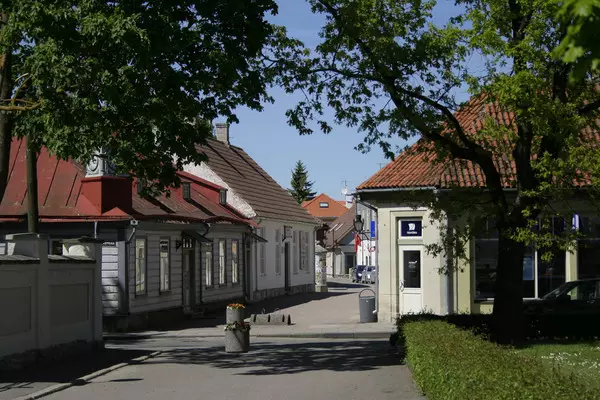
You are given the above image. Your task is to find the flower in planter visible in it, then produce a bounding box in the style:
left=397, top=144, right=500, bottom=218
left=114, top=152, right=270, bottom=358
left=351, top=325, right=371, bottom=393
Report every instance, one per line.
left=224, top=321, right=251, bottom=332
left=226, top=303, right=246, bottom=309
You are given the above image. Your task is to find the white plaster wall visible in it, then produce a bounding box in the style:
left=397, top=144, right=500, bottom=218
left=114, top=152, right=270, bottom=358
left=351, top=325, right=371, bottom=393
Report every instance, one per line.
left=376, top=205, right=448, bottom=323
left=182, top=162, right=256, bottom=218
left=253, top=219, right=315, bottom=292
left=0, top=251, right=101, bottom=358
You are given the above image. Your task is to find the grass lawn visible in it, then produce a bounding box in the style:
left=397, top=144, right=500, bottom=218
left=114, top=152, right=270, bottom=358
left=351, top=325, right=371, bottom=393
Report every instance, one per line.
left=518, top=341, right=600, bottom=388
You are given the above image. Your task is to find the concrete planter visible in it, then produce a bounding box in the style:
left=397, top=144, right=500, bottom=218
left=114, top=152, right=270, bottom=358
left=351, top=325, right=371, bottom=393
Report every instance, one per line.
left=226, top=308, right=244, bottom=324
left=224, top=330, right=250, bottom=353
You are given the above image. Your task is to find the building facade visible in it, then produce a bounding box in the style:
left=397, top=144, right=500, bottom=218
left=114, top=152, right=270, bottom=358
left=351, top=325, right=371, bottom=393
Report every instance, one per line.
left=183, top=124, right=320, bottom=301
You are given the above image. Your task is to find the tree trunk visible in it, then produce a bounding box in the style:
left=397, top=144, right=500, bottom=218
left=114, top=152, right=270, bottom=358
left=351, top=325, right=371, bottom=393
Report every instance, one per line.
left=0, top=13, right=13, bottom=201
left=26, top=135, right=39, bottom=233
left=491, top=231, right=526, bottom=344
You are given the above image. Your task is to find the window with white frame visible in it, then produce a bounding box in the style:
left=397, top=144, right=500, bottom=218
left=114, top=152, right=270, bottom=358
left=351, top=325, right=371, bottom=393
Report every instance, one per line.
left=135, top=238, right=146, bottom=294
left=474, top=217, right=566, bottom=300
left=275, top=229, right=282, bottom=274
left=231, top=240, right=239, bottom=284
left=219, top=239, right=226, bottom=285
left=293, top=231, right=299, bottom=274
left=159, top=238, right=170, bottom=292
left=204, top=242, right=213, bottom=287
left=259, top=228, right=266, bottom=275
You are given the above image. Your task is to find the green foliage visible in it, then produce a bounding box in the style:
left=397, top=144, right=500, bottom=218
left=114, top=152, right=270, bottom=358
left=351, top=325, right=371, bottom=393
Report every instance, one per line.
left=289, top=160, right=316, bottom=204
left=0, top=0, right=281, bottom=191
left=554, top=0, right=600, bottom=80
left=403, top=320, right=597, bottom=400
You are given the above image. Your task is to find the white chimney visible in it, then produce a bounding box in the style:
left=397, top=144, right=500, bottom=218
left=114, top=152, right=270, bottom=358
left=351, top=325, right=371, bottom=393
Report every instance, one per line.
left=215, top=123, right=230, bottom=145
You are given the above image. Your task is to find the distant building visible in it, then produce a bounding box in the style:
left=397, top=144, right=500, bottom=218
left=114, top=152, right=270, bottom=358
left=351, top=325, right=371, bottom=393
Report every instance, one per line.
left=302, top=193, right=348, bottom=223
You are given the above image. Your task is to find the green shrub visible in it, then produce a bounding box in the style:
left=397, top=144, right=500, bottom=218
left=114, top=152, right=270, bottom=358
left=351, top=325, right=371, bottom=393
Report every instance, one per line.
left=404, top=320, right=596, bottom=400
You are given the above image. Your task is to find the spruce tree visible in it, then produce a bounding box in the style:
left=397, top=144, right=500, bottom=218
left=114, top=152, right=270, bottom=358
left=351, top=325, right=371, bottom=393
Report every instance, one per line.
left=289, top=160, right=316, bottom=204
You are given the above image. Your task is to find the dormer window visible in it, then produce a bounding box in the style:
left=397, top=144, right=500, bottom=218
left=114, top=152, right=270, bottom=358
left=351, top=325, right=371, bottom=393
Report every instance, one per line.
left=219, top=188, right=227, bottom=205
left=319, top=202, right=329, bottom=208
left=182, top=182, right=191, bottom=201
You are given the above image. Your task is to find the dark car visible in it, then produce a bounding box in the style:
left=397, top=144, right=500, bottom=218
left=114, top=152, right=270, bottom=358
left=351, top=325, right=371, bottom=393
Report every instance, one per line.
left=353, top=265, right=367, bottom=283
left=524, top=278, right=600, bottom=315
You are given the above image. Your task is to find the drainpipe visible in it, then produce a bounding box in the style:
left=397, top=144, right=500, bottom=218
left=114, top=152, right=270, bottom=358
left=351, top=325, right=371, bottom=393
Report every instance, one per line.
left=121, top=221, right=137, bottom=314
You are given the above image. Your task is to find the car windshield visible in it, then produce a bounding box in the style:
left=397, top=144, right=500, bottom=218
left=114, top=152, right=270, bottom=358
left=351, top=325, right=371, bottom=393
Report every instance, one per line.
left=543, top=281, right=579, bottom=300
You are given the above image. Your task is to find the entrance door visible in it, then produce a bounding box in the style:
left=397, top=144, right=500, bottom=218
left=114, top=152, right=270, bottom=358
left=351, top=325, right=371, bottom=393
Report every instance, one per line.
left=400, top=246, right=423, bottom=314
left=182, top=237, right=196, bottom=314
left=284, top=242, right=290, bottom=293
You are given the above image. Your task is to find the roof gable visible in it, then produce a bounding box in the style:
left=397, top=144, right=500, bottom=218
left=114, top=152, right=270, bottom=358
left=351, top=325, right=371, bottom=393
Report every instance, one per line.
left=196, top=138, right=318, bottom=225
left=302, top=193, right=348, bottom=219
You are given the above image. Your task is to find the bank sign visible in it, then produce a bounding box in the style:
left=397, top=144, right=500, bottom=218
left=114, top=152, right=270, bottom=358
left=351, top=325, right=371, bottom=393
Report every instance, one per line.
left=401, top=220, right=422, bottom=237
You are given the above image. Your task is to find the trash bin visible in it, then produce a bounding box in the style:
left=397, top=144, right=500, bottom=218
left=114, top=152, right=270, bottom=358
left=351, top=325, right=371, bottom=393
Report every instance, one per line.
left=358, top=288, right=377, bottom=323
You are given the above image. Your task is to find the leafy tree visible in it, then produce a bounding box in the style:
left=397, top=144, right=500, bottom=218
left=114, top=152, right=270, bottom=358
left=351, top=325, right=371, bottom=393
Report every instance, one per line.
left=0, top=0, right=282, bottom=231
left=275, top=0, right=600, bottom=343
left=554, top=0, right=600, bottom=79
left=289, top=160, right=316, bottom=204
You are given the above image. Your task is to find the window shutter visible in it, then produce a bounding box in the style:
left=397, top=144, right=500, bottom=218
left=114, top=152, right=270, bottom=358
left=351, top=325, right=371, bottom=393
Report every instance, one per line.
left=293, top=231, right=298, bottom=273
left=275, top=229, right=281, bottom=274
left=260, top=228, right=266, bottom=275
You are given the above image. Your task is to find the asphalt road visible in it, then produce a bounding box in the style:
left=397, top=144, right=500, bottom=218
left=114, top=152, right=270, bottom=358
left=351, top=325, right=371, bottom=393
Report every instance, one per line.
left=41, top=337, right=424, bottom=400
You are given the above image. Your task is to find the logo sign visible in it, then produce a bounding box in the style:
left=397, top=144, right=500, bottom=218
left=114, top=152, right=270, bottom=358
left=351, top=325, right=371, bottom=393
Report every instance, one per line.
left=370, top=221, right=376, bottom=238
left=401, top=220, right=422, bottom=237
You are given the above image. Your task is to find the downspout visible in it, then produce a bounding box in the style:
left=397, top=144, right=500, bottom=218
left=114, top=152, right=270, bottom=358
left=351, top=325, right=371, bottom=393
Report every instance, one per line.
left=253, top=218, right=263, bottom=300
left=121, top=222, right=137, bottom=314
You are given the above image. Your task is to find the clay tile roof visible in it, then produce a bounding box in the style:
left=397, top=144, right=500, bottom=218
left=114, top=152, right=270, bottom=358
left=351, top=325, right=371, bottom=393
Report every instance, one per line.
left=325, top=203, right=357, bottom=247
left=197, top=138, right=318, bottom=225
left=301, top=193, right=348, bottom=219
left=0, top=138, right=254, bottom=227
left=358, top=95, right=595, bottom=191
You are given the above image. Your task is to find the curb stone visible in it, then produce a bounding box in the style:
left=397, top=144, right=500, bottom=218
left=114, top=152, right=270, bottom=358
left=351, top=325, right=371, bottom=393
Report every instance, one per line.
left=13, top=351, right=161, bottom=400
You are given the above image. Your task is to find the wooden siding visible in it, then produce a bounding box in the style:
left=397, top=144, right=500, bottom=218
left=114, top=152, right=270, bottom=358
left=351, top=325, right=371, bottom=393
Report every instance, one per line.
left=101, top=243, right=120, bottom=314
left=129, top=231, right=183, bottom=314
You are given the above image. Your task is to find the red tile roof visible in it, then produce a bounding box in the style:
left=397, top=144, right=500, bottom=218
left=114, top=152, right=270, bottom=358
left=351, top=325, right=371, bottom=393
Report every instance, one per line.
left=358, top=96, right=593, bottom=190
left=197, top=138, right=318, bottom=224
left=301, top=193, right=348, bottom=219
left=0, top=138, right=255, bottom=227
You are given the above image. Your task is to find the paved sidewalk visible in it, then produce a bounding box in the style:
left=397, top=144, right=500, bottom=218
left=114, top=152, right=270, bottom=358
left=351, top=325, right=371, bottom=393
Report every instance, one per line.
left=105, top=279, right=395, bottom=340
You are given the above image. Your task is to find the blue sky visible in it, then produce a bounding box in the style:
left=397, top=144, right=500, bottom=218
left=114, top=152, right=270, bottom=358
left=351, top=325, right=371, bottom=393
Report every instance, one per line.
left=228, top=1, right=464, bottom=200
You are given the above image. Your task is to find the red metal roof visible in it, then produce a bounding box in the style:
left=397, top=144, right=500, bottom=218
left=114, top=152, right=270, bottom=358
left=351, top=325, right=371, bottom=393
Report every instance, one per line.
left=0, top=138, right=255, bottom=227
left=358, top=96, right=597, bottom=190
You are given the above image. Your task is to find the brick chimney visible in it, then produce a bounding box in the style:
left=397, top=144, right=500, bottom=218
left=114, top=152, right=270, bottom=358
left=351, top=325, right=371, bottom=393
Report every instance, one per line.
left=215, top=123, right=230, bottom=145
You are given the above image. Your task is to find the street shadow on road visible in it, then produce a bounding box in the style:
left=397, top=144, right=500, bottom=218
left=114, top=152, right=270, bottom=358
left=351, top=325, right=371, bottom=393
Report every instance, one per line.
left=0, top=348, right=151, bottom=399
left=148, top=340, right=400, bottom=375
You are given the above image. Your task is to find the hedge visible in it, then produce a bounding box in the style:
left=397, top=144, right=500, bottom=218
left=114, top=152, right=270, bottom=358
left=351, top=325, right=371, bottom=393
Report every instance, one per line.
left=403, top=320, right=596, bottom=400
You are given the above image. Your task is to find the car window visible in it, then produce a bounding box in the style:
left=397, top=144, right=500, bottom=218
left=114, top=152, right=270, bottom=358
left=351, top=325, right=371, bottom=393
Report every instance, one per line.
left=566, top=282, right=596, bottom=301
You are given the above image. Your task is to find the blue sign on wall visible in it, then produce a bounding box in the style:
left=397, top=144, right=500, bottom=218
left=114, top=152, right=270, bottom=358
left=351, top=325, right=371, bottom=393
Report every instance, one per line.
left=401, top=220, right=422, bottom=237
left=370, top=221, right=376, bottom=238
